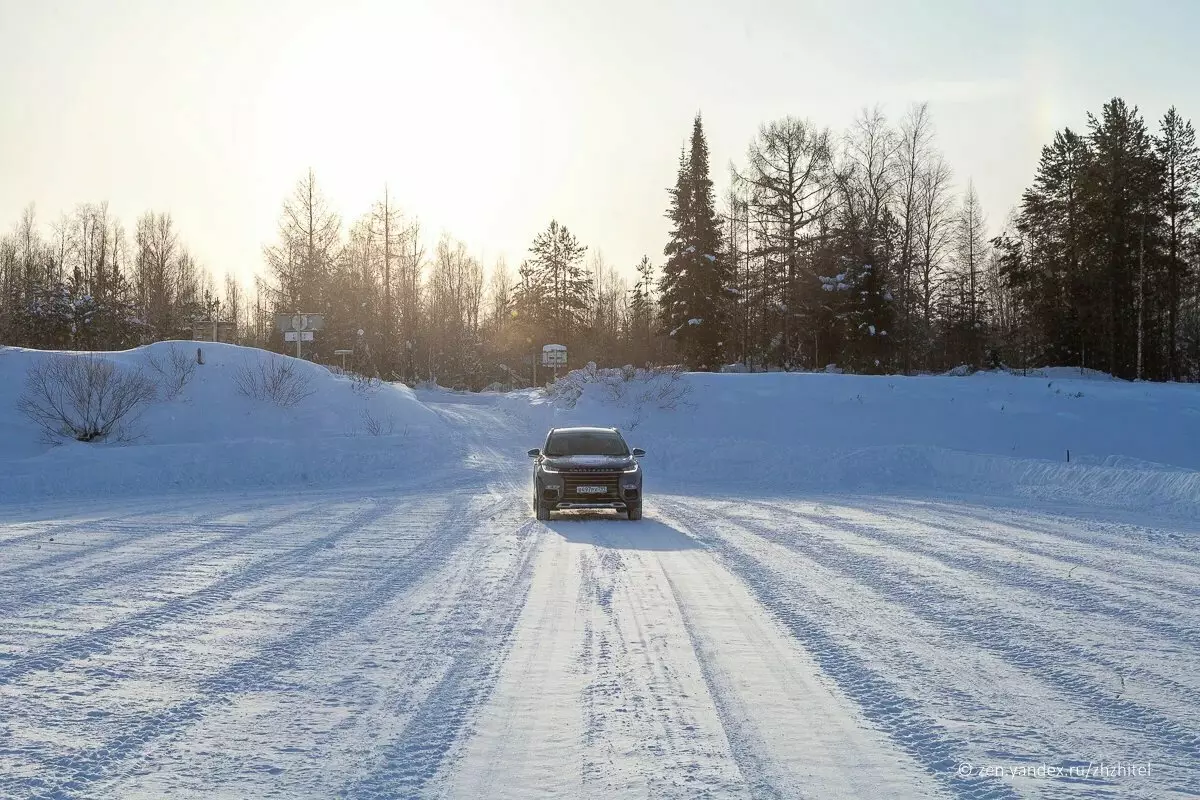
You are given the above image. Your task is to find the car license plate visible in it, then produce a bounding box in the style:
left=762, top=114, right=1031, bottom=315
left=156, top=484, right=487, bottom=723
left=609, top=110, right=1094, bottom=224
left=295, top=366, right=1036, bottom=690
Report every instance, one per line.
left=576, top=485, right=608, bottom=495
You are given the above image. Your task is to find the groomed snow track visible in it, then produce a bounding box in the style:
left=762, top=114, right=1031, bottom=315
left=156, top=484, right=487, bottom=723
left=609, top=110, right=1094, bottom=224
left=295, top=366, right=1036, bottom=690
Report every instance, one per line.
left=0, top=391, right=1196, bottom=799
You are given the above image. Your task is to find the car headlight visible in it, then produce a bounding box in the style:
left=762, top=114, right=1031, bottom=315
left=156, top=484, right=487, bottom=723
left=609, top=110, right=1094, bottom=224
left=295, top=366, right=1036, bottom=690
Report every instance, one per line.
left=622, top=462, right=640, bottom=473
left=541, top=462, right=560, bottom=473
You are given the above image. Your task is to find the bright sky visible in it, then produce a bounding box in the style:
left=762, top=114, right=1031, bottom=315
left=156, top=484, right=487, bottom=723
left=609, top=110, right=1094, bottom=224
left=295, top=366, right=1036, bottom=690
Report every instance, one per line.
left=3, top=0, right=1200, bottom=285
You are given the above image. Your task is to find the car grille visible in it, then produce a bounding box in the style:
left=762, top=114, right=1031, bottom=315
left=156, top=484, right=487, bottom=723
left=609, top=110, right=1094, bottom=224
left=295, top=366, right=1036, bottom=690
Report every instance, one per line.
left=562, top=470, right=622, bottom=497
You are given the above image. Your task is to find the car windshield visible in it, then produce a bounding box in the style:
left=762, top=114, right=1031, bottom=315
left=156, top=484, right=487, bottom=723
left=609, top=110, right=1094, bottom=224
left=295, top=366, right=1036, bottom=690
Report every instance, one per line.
left=544, top=431, right=628, bottom=457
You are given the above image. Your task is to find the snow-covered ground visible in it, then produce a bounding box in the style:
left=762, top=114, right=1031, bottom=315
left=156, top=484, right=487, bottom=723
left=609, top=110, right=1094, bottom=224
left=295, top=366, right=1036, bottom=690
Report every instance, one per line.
left=0, top=350, right=1197, bottom=798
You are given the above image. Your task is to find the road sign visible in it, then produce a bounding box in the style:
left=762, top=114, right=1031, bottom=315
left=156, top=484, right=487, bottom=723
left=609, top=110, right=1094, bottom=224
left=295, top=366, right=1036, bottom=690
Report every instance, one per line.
left=542, top=344, right=567, bottom=366
left=276, top=313, right=326, bottom=333
left=276, top=313, right=324, bottom=357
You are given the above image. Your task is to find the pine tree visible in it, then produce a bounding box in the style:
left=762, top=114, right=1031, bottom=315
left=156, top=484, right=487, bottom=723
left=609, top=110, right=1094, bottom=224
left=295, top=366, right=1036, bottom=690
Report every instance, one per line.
left=1155, top=107, right=1200, bottom=379
left=1084, top=99, right=1163, bottom=379
left=659, top=114, right=733, bottom=370
left=527, top=220, right=590, bottom=344
left=1016, top=127, right=1092, bottom=366
left=629, top=255, right=656, bottom=364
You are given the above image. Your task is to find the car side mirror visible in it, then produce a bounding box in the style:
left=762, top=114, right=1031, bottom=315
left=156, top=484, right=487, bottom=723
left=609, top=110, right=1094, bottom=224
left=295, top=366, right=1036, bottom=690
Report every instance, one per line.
left=631, top=448, right=645, bottom=457
left=527, top=448, right=541, bottom=458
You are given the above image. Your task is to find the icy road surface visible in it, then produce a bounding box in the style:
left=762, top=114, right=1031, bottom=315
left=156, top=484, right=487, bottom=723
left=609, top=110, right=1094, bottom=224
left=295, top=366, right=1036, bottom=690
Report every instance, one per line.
left=1, top=393, right=1197, bottom=799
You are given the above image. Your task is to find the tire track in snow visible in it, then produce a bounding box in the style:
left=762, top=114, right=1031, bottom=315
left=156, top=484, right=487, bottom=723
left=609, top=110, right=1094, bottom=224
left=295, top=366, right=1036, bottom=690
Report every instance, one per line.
left=0, top=503, right=324, bottom=616
left=695, top=499, right=1200, bottom=795
left=913, top=500, right=1200, bottom=570
left=771, top=502, right=1200, bottom=693
left=659, top=498, right=1025, bottom=800
left=658, top=569, right=813, bottom=800
left=0, top=497, right=254, bottom=567
left=571, top=527, right=750, bottom=799
left=3, top=492, right=497, bottom=800
left=0, top=498, right=395, bottom=686
left=335, top=518, right=540, bottom=799
left=863, top=500, right=1200, bottom=603
left=736, top=499, right=1200, bottom=743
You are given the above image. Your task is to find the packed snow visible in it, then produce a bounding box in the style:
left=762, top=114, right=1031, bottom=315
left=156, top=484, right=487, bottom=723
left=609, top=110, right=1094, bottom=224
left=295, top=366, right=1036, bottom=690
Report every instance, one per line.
left=0, top=342, right=446, bottom=505
left=0, top=348, right=1197, bottom=799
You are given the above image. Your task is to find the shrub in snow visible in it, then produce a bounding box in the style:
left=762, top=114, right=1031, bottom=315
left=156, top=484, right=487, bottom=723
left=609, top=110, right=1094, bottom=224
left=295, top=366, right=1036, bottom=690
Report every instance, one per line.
left=233, top=355, right=316, bottom=408
left=546, top=363, right=690, bottom=412
left=17, top=354, right=157, bottom=442
left=143, top=344, right=197, bottom=401
left=348, top=372, right=383, bottom=397
left=360, top=408, right=397, bottom=436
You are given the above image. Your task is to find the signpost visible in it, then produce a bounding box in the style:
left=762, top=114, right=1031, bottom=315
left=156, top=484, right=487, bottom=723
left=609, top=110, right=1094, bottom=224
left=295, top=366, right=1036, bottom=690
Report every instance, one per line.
left=542, top=344, right=567, bottom=381
left=276, top=313, right=325, bottom=358
left=333, top=349, right=353, bottom=370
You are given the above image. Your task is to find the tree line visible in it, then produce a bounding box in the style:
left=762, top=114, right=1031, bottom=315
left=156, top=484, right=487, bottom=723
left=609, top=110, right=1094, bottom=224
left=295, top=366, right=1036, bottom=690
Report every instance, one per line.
left=3, top=97, right=1199, bottom=385
left=0, top=203, right=233, bottom=351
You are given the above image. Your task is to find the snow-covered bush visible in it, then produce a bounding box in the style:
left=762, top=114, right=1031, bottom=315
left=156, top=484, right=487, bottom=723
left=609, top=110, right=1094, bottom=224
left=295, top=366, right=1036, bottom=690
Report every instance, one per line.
left=547, top=363, right=690, bottom=411
left=17, top=354, right=157, bottom=442
left=233, top=355, right=315, bottom=408
left=348, top=372, right=383, bottom=397
left=360, top=408, right=396, bottom=436
left=143, top=344, right=197, bottom=401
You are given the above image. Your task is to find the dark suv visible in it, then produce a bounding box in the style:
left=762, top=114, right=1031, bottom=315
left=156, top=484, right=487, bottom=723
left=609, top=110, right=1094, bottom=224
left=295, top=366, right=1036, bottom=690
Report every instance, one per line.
left=527, top=427, right=645, bottom=520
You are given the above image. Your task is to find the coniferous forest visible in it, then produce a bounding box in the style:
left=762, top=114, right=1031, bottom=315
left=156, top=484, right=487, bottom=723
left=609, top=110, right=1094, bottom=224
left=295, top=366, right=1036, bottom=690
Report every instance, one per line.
left=3, top=98, right=1200, bottom=386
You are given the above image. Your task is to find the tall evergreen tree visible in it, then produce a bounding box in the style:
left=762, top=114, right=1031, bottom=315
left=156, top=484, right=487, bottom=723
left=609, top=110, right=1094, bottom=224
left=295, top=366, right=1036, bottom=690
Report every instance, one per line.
left=1017, top=127, right=1092, bottom=366
left=527, top=220, right=590, bottom=344
left=629, top=255, right=656, bottom=364
left=659, top=113, right=733, bottom=370
left=1084, top=98, right=1163, bottom=378
left=1155, top=107, right=1200, bottom=379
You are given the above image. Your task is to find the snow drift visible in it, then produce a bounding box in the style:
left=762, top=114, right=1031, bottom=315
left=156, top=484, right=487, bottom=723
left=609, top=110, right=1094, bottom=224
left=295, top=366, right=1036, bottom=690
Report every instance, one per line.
left=0, top=342, right=447, bottom=504
left=510, top=364, right=1200, bottom=518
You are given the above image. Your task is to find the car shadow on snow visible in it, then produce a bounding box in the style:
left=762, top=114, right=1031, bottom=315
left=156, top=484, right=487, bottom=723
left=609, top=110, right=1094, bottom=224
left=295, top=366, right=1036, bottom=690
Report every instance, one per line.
left=545, top=512, right=701, bottom=552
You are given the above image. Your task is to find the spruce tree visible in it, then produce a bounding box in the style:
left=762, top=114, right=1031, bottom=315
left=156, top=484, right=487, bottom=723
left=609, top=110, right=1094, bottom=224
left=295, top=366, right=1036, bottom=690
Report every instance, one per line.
left=1084, top=98, right=1163, bottom=379
left=527, top=220, right=590, bottom=344
left=659, top=114, right=732, bottom=370
left=1155, top=107, right=1200, bottom=379
left=629, top=255, right=656, bottom=364
left=1017, top=127, right=1091, bottom=366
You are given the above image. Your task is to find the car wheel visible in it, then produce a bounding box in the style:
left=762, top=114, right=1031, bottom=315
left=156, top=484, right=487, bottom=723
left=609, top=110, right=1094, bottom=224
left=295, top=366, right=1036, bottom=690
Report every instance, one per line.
left=626, top=503, right=642, bottom=521
left=535, top=497, right=550, bottom=521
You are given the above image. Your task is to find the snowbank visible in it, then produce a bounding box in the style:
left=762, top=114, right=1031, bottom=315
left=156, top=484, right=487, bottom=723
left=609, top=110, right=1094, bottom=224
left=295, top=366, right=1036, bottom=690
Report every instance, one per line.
left=508, top=365, right=1200, bottom=518
left=0, top=342, right=448, bottom=504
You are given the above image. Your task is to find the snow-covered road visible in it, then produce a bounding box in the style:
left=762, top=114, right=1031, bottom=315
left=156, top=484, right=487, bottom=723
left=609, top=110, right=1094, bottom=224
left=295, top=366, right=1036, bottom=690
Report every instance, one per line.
left=1, top=392, right=1197, bottom=799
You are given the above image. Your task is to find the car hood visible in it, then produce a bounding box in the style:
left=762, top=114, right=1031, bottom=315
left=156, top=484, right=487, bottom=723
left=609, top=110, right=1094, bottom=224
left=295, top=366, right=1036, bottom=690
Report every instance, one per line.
left=544, top=455, right=635, bottom=470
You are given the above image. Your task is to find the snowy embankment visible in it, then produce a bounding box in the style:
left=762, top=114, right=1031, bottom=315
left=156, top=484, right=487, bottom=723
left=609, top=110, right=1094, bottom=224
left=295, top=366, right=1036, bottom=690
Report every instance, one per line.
left=0, top=342, right=447, bottom=505
left=506, top=364, right=1200, bottom=518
